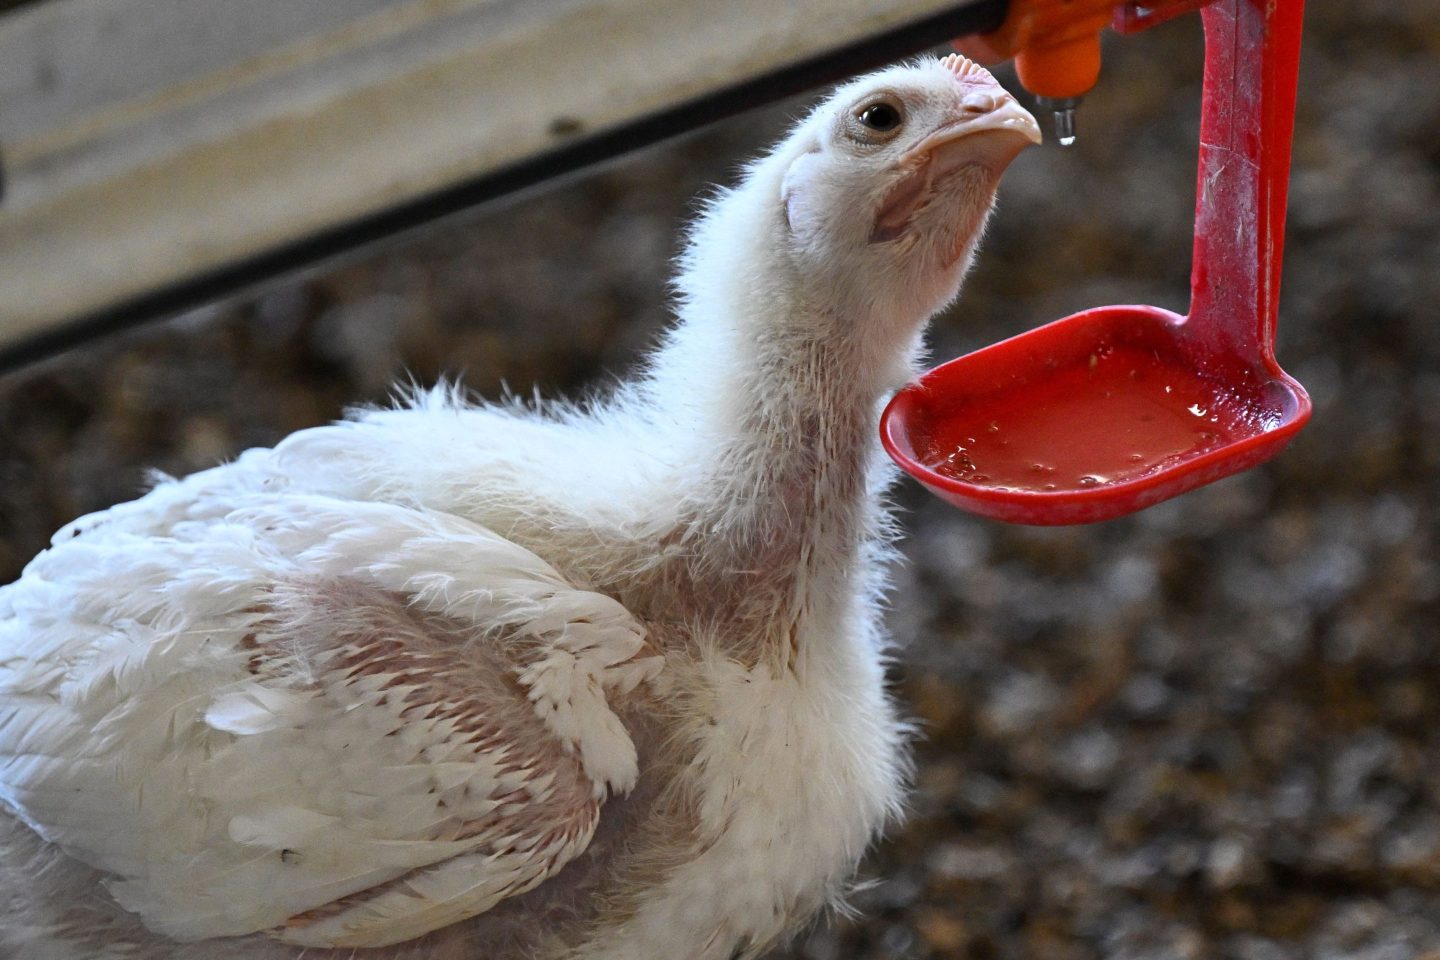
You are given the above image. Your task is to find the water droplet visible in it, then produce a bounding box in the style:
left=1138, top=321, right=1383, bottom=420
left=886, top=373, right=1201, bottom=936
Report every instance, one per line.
left=1044, top=483, right=1058, bottom=491
left=1188, top=404, right=1207, bottom=416
left=986, top=421, right=1000, bottom=433
left=1129, top=453, right=1144, bottom=462
left=1078, top=476, right=1102, bottom=487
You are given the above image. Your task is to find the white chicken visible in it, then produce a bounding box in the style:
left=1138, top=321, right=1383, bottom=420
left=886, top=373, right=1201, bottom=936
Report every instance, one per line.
left=0, top=55, right=1039, bottom=960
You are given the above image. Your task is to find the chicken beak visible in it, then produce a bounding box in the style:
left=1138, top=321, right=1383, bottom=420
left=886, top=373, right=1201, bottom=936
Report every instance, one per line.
left=904, top=96, right=1043, bottom=176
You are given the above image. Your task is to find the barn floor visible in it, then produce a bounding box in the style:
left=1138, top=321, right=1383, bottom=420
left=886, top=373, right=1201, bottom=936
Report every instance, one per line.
left=1, top=4, right=1437, bottom=958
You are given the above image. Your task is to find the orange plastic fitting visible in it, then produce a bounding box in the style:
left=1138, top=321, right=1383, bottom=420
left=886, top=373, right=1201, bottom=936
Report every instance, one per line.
left=955, top=0, right=1220, bottom=102
left=955, top=0, right=1116, bottom=100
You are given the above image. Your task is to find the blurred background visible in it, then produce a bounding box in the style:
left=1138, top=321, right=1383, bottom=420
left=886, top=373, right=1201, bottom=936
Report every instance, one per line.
left=1, top=3, right=1438, bottom=957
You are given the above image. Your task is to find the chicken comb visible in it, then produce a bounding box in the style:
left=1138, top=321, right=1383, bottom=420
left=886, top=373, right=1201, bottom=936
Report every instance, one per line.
left=938, top=53, right=984, bottom=80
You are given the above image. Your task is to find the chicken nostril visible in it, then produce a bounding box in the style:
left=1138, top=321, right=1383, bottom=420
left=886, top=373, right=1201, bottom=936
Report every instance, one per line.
left=960, top=93, right=996, bottom=115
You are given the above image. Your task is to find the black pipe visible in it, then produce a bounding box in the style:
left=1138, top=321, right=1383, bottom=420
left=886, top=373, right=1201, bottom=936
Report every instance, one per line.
left=0, top=0, right=1007, bottom=374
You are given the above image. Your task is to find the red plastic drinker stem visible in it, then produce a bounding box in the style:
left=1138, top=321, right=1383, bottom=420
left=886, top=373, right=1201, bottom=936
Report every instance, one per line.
left=880, top=0, right=1312, bottom=525
left=1190, top=0, right=1301, bottom=371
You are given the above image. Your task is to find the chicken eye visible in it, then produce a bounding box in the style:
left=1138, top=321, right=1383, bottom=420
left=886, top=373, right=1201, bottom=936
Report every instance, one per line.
left=857, top=102, right=902, bottom=132
left=843, top=96, right=907, bottom=145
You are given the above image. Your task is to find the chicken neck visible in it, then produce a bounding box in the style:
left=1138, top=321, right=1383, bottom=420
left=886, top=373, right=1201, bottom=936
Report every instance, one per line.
left=636, top=181, right=923, bottom=665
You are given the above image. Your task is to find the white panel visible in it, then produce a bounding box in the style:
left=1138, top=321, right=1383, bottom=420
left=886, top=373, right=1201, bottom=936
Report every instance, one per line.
left=0, top=0, right=991, bottom=351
